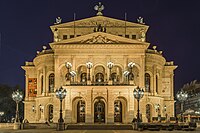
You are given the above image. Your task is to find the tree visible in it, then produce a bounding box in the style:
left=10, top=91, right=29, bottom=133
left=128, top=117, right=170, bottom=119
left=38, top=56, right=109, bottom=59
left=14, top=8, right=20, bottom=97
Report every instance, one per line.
left=0, top=84, right=24, bottom=122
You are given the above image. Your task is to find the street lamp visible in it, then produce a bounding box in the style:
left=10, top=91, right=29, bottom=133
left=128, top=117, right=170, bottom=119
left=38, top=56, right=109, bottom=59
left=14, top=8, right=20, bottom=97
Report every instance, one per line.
left=86, top=62, right=93, bottom=81
left=123, top=70, right=130, bottom=84
left=0, top=111, right=4, bottom=122
left=133, top=86, right=144, bottom=129
left=176, top=89, right=188, bottom=122
left=55, top=87, right=67, bottom=131
left=155, top=104, right=161, bottom=122
left=128, top=62, right=135, bottom=80
left=69, top=71, right=76, bottom=83
left=107, top=61, right=114, bottom=80
left=12, top=90, right=23, bottom=129
left=65, top=62, right=72, bottom=80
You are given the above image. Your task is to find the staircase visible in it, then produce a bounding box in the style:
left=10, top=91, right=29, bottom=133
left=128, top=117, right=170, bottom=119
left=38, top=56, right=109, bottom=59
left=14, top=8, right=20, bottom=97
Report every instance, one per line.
left=66, top=124, right=133, bottom=130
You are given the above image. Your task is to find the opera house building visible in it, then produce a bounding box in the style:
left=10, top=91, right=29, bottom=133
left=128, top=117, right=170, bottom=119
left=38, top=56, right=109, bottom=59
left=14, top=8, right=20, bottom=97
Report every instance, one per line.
left=22, top=11, right=177, bottom=124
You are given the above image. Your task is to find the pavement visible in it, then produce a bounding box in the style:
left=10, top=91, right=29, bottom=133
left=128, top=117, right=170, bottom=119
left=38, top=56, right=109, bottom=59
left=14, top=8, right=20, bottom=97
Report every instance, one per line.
left=0, top=129, right=200, bottom=133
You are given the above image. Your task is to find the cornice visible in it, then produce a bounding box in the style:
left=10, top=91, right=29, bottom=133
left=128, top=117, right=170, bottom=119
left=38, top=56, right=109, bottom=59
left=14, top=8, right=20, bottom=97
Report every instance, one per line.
left=51, top=43, right=148, bottom=49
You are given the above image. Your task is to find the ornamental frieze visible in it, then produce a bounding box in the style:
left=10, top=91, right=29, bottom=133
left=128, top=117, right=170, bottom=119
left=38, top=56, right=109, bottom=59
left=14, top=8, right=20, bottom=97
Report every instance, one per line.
left=81, top=35, right=119, bottom=44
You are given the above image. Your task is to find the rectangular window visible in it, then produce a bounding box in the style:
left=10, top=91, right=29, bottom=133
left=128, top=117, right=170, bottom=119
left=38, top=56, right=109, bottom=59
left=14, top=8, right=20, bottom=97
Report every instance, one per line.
left=70, top=35, right=74, bottom=38
left=76, top=35, right=81, bottom=37
left=63, top=35, right=68, bottom=39
left=118, top=35, right=122, bottom=37
left=132, top=35, right=136, bottom=39
left=125, top=35, right=129, bottom=38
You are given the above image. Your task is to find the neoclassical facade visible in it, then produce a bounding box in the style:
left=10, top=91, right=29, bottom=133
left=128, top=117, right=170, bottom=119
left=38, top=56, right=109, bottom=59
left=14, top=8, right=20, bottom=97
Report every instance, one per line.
left=22, top=14, right=177, bottom=124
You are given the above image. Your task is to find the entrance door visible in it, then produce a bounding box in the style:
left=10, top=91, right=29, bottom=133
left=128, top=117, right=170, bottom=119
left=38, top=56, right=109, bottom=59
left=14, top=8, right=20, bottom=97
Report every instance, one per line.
left=48, top=105, right=53, bottom=123
left=94, top=100, right=105, bottom=123
left=114, top=100, right=122, bottom=122
left=146, top=104, right=151, bottom=122
left=77, top=100, right=85, bottom=123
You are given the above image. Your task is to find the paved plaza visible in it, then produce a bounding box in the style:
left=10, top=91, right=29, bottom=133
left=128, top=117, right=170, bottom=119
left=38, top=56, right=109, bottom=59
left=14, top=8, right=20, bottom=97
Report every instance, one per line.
left=0, top=129, right=200, bottom=133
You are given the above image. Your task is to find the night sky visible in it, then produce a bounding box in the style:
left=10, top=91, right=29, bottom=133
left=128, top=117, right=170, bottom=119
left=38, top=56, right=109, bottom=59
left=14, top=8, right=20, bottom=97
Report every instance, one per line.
left=0, top=0, right=200, bottom=92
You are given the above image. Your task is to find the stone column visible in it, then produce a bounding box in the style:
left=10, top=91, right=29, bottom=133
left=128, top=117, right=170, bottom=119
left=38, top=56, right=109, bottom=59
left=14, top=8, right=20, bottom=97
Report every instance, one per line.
left=85, top=89, right=92, bottom=123
left=54, top=55, right=60, bottom=90
left=25, top=74, right=29, bottom=99
left=107, top=90, right=114, bottom=123
left=140, top=55, right=145, bottom=87
left=64, top=88, right=72, bottom=123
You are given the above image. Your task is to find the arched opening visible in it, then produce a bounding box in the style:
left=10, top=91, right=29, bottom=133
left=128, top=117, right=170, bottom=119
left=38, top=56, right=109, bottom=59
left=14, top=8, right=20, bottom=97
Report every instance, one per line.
left=41, top=75, right=43, bottom=94
left=48, top=73, right=55, bottom=93
left=48, top=104, right=53, bottom=123
left=128, top=65, right=139, bottom=85
left=80, top=73, right=87, bottom=83
left=77, top=65, right=87, bottom=83
left=94, top=65, right=105, bottom=83
left=77, top=100, right=85, bottom=123
left=95, top=73, right=104, bottom=82
left=146, top=104, right=152, bottom=122
left=94, top=99, right=105, bottom=123
left=145, top=73, right=150, bottom=92
left=114, top=100, right=122, bottom=123
left=72, top=97, right=86, bottom=123
left=111, top=66, right=122, bottom=83
left=156, top=75, right=158, bottom=93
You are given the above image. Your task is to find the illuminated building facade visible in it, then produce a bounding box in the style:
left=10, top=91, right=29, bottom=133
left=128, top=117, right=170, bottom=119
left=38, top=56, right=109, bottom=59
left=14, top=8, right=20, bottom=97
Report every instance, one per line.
left=22, top=9, right=177, bottom=124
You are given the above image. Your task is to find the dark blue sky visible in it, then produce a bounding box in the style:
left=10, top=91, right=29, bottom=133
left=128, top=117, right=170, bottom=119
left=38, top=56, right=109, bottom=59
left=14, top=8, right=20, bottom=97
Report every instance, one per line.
left=0, top=0, right=200, bottom=92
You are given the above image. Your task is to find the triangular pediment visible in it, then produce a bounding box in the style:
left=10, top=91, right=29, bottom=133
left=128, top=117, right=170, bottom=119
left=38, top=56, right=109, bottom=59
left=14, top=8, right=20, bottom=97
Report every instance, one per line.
left=50, top=32, right=150, bottom=45
left=50, top=15, right=149, bottom=31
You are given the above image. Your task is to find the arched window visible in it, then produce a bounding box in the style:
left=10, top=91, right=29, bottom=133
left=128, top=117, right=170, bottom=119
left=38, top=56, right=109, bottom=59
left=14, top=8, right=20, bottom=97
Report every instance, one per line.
left=156, top=75, right=158, bottom=93
left=41, top=75, right=43, bottom=94
left=145, top=73, right=150, bottom=92
left=49, top=73, right=55, bottom=93
left=80, top=73, right=87, bottom=82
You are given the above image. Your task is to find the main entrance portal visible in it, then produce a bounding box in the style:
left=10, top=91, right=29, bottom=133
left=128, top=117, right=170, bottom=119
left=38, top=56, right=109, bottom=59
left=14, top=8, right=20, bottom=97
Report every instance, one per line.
left=94, top=100, right=105, bottom=123
left=114, top=100, right=122, bottom=122
left=77, top=100, right=85, bottom=123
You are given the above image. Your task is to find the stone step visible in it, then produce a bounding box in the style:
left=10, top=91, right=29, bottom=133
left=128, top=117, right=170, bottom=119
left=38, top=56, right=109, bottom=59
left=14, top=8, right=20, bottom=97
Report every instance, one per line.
left=22, top=123, right=57, bottom=129
left=66, top=124, right=133, bottom=130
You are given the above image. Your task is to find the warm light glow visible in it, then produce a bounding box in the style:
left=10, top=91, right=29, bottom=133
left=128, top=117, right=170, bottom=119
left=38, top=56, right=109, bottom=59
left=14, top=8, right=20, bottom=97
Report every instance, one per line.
left=128, top=62, right=135, bottom=68
left=176, top=90, right=188, bottom=102
left=107, top=61, right=114, bottom=69
left=65, top=62, right=72, bottom=69
left=12, top=90, right=23, bottom=103
left=86, top=62, right=93, bottom=69
left=55, top=87, right=67, bottom=100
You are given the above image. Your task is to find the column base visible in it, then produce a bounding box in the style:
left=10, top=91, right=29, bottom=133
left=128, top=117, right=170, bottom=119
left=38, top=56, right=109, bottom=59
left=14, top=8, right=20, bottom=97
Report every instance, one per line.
left=13, top=122, right=21, bottom=130
left=129, top=81, right=135, bottom=85
left=87, top=80, right=91, bottom=85
left=108, top=80, right=112, bottom=85
left=57, top=122, right=65, bottom=131
left=66, top=80, right=70, bottom=85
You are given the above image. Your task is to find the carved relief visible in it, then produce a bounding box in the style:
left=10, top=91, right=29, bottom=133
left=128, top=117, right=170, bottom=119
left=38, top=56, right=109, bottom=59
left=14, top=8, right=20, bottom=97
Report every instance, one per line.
left=162, top=78, right=171, bottom=94
left=81, top=35, right=119, bottom=44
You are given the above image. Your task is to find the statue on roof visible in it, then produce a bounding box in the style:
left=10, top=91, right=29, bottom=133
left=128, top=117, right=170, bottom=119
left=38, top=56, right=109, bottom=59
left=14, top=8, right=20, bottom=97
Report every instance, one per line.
left=53, top=28, right=60, bottom=42
left=94, top=2, right=104, bottom=16
left=54, top=17, right=62, bottom=25
left=137, top=17, right=145, bottom=24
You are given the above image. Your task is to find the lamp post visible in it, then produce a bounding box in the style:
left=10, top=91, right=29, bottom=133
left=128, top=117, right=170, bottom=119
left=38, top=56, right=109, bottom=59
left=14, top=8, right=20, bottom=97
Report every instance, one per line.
left=155, top=104, right=161, bottom=122
left=176, top=89, right=188, bottom=122
left=86, top=62, right=93, bottom=81
left=133, top=86, right=144, bottom=130
left=0, top=111, right=4, bottom=122
left=107, top=61, right=114, bottom=80
left=163, top=105, right=167, bottom=122
left=128, top=62, right=135, bottom=80
left=69, top=71, right=76, bottom=83
left=12, top=90, right=23, bottom=129
left=65, top=62, right=72, bottom=80
left=123, top=70, right=130, bottom=84
left=55, top=87, right=67, bottom=131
